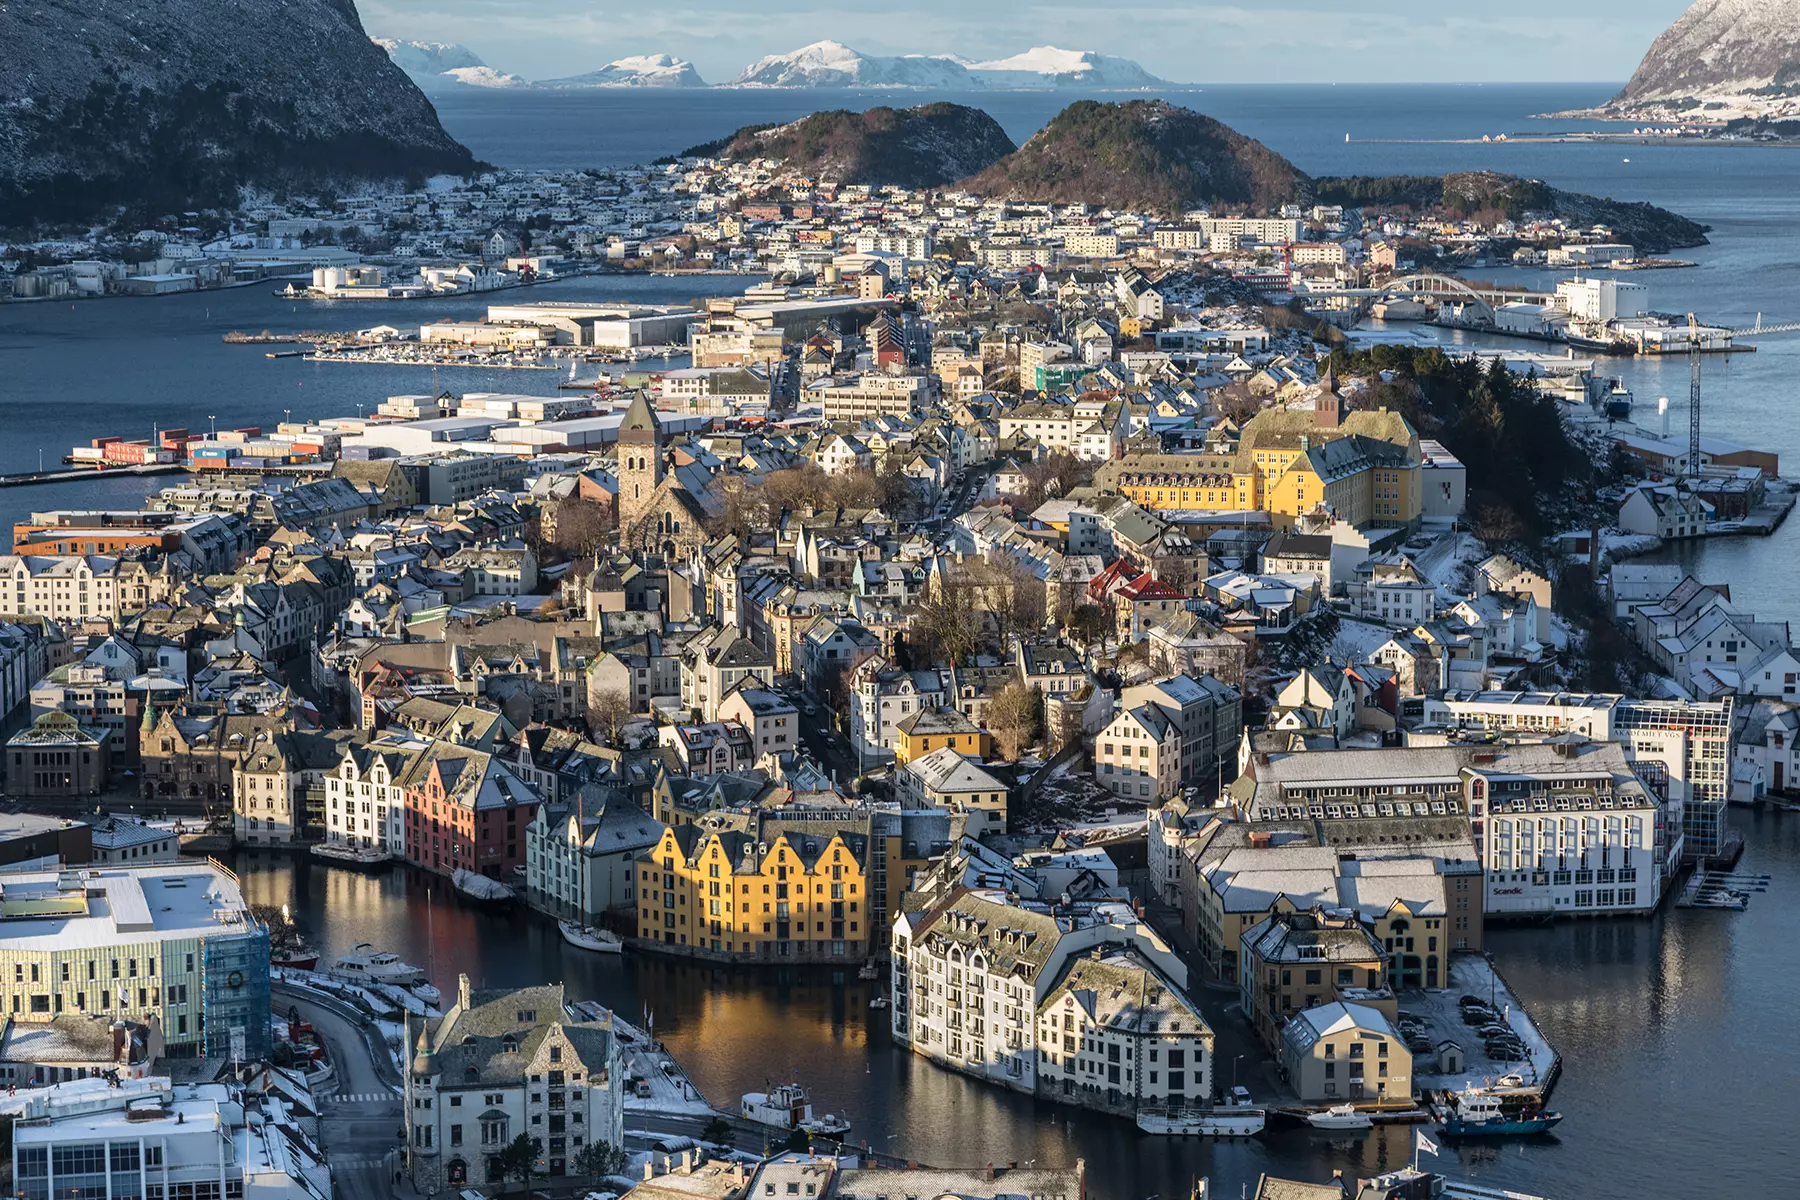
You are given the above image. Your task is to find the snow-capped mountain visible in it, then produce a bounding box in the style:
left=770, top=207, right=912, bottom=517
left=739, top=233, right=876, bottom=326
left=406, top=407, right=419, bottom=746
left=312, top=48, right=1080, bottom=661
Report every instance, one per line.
left=372, top=38, right=523, bottom=90
left=727, top=41, right=971, bottom=88
left=539, top=53, right=708, bottom=88
left=1614, top=0, right=1800, bottom=105
left=961, top=46, right=1168, bottom=89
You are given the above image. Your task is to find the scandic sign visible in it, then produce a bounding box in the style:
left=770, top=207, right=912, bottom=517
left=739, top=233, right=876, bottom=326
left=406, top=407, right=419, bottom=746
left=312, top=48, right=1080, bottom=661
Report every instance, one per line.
left=1491, top=887, right=1525, bottom=895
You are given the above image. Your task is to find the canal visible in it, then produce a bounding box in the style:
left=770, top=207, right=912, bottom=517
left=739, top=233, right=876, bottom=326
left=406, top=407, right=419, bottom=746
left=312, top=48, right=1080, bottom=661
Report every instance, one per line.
left=228, top=805, right=1797, bottom=1200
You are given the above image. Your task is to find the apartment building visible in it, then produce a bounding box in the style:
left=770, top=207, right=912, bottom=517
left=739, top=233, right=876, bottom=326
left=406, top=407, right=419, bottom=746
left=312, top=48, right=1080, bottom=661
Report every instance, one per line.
left=1238, top=908, right=1390, bottom=1051
left=323, top=735, right=428, bottom=860
left=1, top=555, right=176, bottom=623
left=814, top=375, right=929, bottom=421
left=524, top=793, right=664, bottom=924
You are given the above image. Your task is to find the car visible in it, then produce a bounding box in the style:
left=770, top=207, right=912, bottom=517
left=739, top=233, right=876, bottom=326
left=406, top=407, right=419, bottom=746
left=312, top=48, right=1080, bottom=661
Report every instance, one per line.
left=1461, top=1010, right=1495, bottom=1026
left=1227, top=1085, right=1254, bottom=1107
left=1459, top=995, right=1488, bottom=1008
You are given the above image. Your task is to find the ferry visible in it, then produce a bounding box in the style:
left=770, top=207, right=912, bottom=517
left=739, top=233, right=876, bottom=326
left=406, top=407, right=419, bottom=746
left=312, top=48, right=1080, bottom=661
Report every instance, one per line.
left=1306, top=1103, right=1374, bottom=1131
left=1134, top=1105, right=1265, bottom=1138
left=1438, top=1086, right=1563, bottom=1137
left=329, top=944, right=429, bottom=989
left=740, top=1082, right=852, bottom=1138
left=559, top=920, right=624, bottom=954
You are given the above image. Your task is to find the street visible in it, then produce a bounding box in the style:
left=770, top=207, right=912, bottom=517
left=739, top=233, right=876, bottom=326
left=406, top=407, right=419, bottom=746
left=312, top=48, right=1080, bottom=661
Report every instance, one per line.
left=277, top=983, right=407, bottom=1200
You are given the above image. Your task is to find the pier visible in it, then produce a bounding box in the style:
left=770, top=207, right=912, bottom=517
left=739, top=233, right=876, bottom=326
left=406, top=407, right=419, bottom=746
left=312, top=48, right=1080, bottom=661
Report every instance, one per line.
left=0, top=462, right=185, bottom=489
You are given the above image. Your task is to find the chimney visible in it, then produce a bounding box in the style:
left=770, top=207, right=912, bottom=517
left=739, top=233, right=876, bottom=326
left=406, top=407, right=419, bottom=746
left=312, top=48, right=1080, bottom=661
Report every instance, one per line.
left=643, top=1162, right=656, bottom=1182
left=457, top=974, right=471, bottom=1010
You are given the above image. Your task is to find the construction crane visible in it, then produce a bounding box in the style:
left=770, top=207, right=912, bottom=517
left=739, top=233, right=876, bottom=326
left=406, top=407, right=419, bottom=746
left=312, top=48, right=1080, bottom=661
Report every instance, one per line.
left=1686, top=311, right=1702, bottom=480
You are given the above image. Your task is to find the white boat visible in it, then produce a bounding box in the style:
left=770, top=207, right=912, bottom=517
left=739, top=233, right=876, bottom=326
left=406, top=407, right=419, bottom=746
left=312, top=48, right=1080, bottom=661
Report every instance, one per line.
left=329, top=944, right=428, bottom=988
left=1134, top=1106, right=1266, bottom=1137
left=411, top=982, right=442, bottom=1006
left=559, top=920, right=624, bottom=954
left=309, top=842, right=392, bottom=868
left=452, top=867, right=516, bottom=905
left=741, top=1082, right=850, bottom=1138
left=1307, top=1104, right=1374, bottom=1131
left=799, top=1112, right=851, bottom=1138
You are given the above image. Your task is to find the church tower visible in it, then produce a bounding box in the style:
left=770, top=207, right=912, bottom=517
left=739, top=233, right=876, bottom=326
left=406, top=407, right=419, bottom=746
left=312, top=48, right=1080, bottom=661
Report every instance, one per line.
left=617, top=391, right=663, bottom=534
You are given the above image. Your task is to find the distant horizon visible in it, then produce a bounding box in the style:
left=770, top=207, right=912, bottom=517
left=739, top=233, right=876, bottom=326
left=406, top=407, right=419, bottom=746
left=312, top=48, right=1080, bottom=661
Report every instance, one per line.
left=360, top=0, right=1688, bottom=87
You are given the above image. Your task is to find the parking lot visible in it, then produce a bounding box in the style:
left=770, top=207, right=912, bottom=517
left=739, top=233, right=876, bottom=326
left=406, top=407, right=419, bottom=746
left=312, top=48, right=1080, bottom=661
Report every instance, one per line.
left=1401, top=954, right=1557, bottom=1096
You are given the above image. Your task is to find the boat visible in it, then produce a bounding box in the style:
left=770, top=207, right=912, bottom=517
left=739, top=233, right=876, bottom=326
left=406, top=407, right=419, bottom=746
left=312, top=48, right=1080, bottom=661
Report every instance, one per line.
left=1306, top=1104, right=1374, bottom=1131
left=452, top=867, right=516, bottom=907
left=328, top=944, right=428, bottom=988
left=1439, top=1086, right=1563, bottom=1137
left=1604, top=377, right=1634, bottom=418
left=310, top=841, right=393, bottom=870
left=1134, top=1106, right=1266, bottom=1137
left=799, top=1112, right=852, bottom=1138
left=559, top=920, right=624, bottom=954
left=740, top=1082, right=850, bottom=1138
left=257, top=903, right=319, bottom=970
left=411, top=982, right=442, bottom=1006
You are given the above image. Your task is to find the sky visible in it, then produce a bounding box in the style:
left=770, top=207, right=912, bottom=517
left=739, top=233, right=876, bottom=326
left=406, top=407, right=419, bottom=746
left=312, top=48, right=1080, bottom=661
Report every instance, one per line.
left=361, top=0, right=1696, bottom=85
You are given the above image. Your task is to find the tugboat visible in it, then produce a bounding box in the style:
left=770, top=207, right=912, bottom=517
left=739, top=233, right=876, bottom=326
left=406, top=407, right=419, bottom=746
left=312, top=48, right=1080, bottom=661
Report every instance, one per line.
left=1604, top=377, right=1635, bottom=418
left=740, top=1082, right=851, bottom=1139
left=1306, top=1103, right=1374, bottom=1131
left=1439, top=1085, right=1563, bottom=1137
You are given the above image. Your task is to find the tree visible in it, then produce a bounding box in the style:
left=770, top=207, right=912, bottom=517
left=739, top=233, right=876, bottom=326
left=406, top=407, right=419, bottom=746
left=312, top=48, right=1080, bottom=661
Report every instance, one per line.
left=552, top=496, right=616, bottom=561
left=495, top=1134, right=542, bottom=1194
left=987, top=682, right=1043, bottom=762
left=1067, top=603, right=1113, bottom=649
left=1018, top=451, right=1094, bottom=510
left=965, top=557, right=1047, bottom=647
left=586, top=689, right=632, bottom=746
left=700, top=1116, right=734, bottom=1145
left=909, top=573, right=980, bottom=666
left=571, top=1141, right=629, bottom=1179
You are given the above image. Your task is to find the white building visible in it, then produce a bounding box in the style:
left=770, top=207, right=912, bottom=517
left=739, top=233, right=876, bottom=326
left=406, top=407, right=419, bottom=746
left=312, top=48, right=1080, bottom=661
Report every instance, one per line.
left=525, top=793, right=664, bottom=923
left=849, top=658, right=947, bottom=766
left=405, top=977, right=625, bottom=1191
left=88, top=816, right=179, bottom=864
left=323, top=737, right=426, bottom=859
left=1556, top=276, right=1648, bottom=323
left=5, top=1077, right=329, bottom=1200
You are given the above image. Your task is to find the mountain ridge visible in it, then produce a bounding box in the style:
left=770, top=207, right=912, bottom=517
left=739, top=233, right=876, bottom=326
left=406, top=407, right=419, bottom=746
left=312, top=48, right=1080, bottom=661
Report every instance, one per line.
left=682, top=104, right=1017, bottom=187
left=2, top=0, right=478, bottom=226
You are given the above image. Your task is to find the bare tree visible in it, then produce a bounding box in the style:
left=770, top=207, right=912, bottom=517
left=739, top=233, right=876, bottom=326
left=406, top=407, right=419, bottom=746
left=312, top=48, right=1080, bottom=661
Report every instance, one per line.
left=909, top=576, right=980, bottom=666
left=966, top=557, right=1047, bottom=647
left=586, top=689, right=632, bottom=746
left=986, top=682, right=1043, bottom=761
left=552, top=496, right=616, bottom=561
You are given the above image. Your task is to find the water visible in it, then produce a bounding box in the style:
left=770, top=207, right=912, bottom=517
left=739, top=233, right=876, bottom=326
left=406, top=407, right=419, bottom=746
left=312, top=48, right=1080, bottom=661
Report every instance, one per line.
left=15, top=83, right=1800, bottom=1195
left=231, top=811, right=1800, bottom=1200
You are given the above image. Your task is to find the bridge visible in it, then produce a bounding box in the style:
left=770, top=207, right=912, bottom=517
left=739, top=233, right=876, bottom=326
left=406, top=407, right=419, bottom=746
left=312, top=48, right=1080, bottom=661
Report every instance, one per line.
left=1295, top=273, right=1557, bottom=326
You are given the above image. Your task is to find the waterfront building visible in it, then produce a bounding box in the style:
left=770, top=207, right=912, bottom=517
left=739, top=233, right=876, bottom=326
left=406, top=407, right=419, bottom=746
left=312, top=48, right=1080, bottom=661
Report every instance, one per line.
left=1238, top=907, right=1392, bottom=1051
left=1237, top=741, right=1670, bottom=916
left=890, top=886, right=1196, bottom=1113
left=0, top=813, right=92, bottom=870
left=0, top=862, right=270, bottom=1059
left=1280, top=1000, right=1414, bottom=1105
left=1034, top=945, right=1214, bottom=1114
left=323, top=735, right=427, bottom=859
left=1417, top=690, right=1731, bottom=865
left=402, top=742, right=539, bottom=880
left=4, top=1076, right=327, bottom=1200
left=405, top=976, right=625, bottom=1192
left=634, top=820, right=870, bottom=961
left=525, top=790, right=664, bottom=923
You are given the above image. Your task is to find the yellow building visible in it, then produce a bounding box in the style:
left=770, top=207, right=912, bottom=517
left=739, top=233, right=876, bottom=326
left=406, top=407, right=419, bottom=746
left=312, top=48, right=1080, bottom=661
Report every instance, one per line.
left=894, top=707, right=991, bottom=766
left=635, top=823, right=871, bottom=961
left=1093, top=398, right=1423, bottom=530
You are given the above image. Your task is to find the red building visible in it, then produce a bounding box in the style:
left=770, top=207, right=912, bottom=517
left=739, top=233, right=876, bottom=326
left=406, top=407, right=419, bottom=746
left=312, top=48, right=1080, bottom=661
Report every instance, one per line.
left=402, top=744, right=538, bottom=879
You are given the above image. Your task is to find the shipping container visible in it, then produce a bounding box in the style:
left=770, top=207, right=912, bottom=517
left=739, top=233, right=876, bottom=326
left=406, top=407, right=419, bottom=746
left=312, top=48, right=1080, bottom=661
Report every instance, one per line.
left=71, top=447, right=105, bottom=461
left=91, top=436, right=123, bottom=448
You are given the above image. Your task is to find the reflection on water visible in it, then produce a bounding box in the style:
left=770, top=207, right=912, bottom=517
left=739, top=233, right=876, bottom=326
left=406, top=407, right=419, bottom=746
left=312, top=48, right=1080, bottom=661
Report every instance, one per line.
left=233, top=811, right=1798, bottom=1200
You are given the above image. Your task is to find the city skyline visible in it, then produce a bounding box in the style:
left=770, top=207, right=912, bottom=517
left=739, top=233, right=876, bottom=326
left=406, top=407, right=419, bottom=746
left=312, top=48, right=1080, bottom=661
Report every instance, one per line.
left=362, top=0, right=1691, bottom=86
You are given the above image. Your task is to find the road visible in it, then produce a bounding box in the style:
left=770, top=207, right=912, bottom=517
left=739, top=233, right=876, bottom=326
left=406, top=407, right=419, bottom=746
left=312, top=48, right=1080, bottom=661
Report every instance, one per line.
left=277, top=983, right=406, bottom=1200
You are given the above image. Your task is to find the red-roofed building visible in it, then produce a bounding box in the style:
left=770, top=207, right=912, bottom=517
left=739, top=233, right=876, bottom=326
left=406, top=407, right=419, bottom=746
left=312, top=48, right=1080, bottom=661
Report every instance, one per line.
left=1114, top=572, right=1186, bottom=639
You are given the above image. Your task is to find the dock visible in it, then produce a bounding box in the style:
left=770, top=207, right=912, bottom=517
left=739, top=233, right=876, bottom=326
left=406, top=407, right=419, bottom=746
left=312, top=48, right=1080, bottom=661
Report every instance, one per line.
left=0, top=462, right=186, bottom=489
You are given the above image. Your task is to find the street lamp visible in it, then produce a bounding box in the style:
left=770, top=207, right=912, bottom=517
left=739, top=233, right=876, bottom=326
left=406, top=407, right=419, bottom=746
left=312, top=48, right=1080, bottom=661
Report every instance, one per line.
left=208, top=414, right=217, bottom=438
left=1232, top=1054, right=1245, bottom=1090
